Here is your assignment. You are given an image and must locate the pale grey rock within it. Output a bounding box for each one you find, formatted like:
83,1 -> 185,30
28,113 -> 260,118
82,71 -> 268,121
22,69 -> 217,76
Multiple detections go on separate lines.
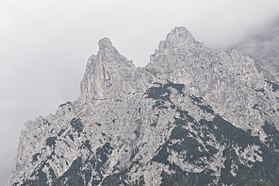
147,27 -> 279,135
8,27 -> 279,186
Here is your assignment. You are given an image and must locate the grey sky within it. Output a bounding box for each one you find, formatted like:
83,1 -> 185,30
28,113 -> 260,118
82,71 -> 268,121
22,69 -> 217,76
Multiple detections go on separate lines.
237,18 -> 279,57
1,0 -> 279,184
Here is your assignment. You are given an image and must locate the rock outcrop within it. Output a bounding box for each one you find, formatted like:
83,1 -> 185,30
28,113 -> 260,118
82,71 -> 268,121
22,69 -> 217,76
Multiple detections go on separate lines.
8,27 -> 279,186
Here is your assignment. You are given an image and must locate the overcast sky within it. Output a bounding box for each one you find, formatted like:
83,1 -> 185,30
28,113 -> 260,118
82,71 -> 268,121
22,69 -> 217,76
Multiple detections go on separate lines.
1,0 -> 279,184
237,18 -> 279,58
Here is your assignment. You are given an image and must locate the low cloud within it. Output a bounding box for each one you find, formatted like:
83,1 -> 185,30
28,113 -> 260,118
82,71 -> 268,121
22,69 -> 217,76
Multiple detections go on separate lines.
1,0 -> 279,184
237,18 -> 279,57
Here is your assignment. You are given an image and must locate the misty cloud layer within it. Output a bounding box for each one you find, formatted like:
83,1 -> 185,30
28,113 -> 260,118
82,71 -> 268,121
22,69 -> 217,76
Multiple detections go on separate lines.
236,18 -> 279,82
237,18 -> 279,57
1,0 -> 279,184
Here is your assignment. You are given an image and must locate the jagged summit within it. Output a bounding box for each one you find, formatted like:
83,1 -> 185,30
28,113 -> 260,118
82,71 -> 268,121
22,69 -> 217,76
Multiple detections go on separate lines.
166,26 -> 195,42
96,37 -> 121,62
98,37 -> 114,51
8,27 -> 279,186
158,26 -> 198,52
79,36 -> 141,102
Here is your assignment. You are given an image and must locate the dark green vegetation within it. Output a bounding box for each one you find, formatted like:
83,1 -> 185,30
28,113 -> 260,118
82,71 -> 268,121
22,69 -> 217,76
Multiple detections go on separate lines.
189,95 -> 214,114
265,80 -> 279,92
101,169 -> 128,186
20,169 -> 49,186
32,153 -> 40,162
148,81 -> 279,186
204,116 -> 261,147
145,81 -> 184,101
18,81 -> 279,185
262,121 -> 279,149
20,142 -> 114,186
46,137 -> 57,148
153,113 -> 279,186
55,142 -> 113,185
20,153 -> 56,186
70,118 -> 83,133
55,157 -> 84,185
161,169 -> 215,186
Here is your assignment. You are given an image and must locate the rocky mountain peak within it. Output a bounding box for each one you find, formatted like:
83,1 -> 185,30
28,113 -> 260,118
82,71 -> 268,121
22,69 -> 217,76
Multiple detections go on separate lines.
98,37 -> 114,50
97,37 -> 121,60
166,26 -> 194,42
158,26 -> 198,52
79,37 -> 139,102
8,27 -> 279,186
96,37 -> 122,63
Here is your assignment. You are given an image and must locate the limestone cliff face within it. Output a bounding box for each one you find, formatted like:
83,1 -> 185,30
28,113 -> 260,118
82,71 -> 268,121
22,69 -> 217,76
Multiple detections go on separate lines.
8,27 -> 279,186
147,27 -> 278,134
80,38 -> 137,101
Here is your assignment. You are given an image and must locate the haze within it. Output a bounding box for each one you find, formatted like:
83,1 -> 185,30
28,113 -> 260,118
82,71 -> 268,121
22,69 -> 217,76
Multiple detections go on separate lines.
1,0 -> 279,184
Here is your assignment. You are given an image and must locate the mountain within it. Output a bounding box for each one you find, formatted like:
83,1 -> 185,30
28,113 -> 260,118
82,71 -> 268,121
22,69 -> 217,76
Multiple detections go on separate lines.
8,27 -> 279,186
236,18 -> 279,82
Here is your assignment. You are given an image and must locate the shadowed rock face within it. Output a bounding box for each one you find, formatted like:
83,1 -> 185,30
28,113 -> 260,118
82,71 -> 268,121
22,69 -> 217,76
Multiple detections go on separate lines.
8,27 -> 279,186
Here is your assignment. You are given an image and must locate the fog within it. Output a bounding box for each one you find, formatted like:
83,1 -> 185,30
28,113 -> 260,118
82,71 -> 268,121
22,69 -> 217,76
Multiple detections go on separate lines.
1,0 -> 279,184
237,18 -> 279,57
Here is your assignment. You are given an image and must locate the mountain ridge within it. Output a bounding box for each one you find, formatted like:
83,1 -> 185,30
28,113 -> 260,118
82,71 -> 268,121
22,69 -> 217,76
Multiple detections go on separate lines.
8,27 -> 279,186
